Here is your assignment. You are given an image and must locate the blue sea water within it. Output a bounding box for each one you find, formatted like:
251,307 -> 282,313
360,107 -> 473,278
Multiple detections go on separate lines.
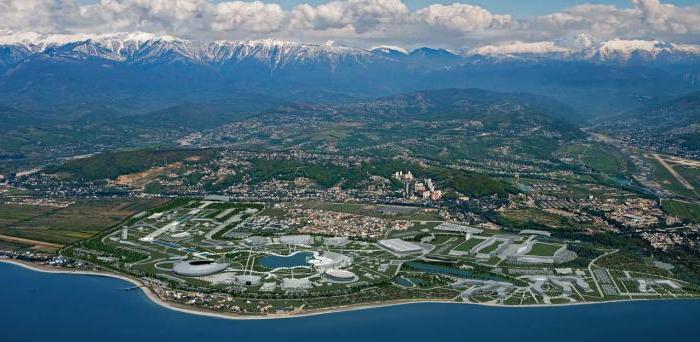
1,261 -> 699,342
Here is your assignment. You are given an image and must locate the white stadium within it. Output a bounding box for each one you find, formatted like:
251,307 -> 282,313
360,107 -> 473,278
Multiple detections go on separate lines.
173,260 -> 229,277
324,269 -> 358,283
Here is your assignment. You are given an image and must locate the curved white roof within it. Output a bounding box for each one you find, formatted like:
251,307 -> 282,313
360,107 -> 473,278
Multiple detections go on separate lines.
325,269 -> 356,281
173,260 -> 229,277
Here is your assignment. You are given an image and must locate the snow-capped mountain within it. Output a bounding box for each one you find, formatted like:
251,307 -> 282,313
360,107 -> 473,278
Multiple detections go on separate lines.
0,32 -> 382,70
0,32 -> 698,119
465,41 -> 573,58
464,39 -> 700,63
3,32 -> 699,69
584,39 -> 700,63
370,45 -> 409,56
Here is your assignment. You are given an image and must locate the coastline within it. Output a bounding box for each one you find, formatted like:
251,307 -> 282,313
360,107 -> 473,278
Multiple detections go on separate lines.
2,258 -> 698,320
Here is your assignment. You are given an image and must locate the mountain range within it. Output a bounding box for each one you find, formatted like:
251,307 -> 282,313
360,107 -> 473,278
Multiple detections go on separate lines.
0,32 -> 699,121
2,32 -> 700,65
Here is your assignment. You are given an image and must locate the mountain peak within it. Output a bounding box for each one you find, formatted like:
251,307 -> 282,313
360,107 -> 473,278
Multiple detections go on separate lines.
1,32 -> 699,66
462,39 -> 700,62
370,45 -> 409,55
0,31 -> 179,47
589,39 -> 700,61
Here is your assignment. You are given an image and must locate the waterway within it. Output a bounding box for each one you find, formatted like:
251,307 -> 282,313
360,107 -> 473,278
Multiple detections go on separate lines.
1,262 -> 699,341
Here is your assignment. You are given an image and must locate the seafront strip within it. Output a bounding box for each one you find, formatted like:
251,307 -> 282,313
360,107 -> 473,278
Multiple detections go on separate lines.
3,259 -> 698,321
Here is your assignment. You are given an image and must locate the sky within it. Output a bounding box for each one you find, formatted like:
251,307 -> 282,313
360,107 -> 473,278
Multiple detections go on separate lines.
73,0 -> 700,14
2,0 -> 700,49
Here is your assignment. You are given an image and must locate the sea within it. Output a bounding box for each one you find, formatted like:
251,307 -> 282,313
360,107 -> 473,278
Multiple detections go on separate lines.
1,261 -> 698,342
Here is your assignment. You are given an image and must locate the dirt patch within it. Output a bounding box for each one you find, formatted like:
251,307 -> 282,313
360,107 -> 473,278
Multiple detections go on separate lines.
114,162 -> 181,189
0,234 -> 63,249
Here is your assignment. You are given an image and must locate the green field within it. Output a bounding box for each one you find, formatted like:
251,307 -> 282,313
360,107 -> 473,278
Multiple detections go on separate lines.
0,199 -> 165,246
527,242 -> 564,256
452,237 -> 486,253
479,241 -> 503,254
257,207 -> 288,218
662,199 -> 700,223
559,143 -> 629,176
499,209 -> 566,228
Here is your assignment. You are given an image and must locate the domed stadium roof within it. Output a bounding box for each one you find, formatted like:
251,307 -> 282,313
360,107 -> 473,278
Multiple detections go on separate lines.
173,260 -> 229,277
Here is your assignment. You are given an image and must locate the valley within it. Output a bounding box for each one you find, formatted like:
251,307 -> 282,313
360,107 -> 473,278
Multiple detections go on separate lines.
2,30 -> 700,319
4,85 -> 700,316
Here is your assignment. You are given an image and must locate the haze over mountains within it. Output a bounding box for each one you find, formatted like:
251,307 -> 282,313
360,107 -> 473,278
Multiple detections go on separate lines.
0,32 -> 699,123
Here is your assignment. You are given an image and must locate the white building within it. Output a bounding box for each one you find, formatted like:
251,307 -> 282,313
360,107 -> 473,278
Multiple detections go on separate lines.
324,269 -> 357,283
378,239 -> 424,255
281,278 -> 312,291
309,252 -> 352,272
279,235 -> 312,245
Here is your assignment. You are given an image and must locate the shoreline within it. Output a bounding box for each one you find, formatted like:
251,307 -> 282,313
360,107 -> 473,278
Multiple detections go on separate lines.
2,258 -> 698,320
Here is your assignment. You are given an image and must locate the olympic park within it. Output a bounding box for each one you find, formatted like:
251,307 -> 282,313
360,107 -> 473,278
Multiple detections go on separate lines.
85,197 -> 620,307
165,235 -> 377,292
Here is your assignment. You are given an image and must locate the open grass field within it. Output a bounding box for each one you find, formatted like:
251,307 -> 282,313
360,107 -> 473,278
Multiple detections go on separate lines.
452,237 -> 486,252
581,145 -> 629,176
500,209 -> 565,228
0,205 -> 55,226
661,199 -> 700,223
527,242 -> 564,256
258,208 -> 288,218
559,143 -> 629,176
479,241 -> 503,254
0,198 -> 166,246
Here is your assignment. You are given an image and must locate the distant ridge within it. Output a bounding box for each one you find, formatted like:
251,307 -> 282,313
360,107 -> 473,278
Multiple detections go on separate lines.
1,32 -> 700,67
1,32 -> 699,119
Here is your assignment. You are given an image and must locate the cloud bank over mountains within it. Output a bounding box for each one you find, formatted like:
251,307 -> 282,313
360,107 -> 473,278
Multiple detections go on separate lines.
0,0 -> 698,49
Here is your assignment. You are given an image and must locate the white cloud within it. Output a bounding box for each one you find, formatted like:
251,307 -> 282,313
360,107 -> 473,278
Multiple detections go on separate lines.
212,2 -> 285,33
632,0 -> 700,34
74,0 -> 285,37
0,0 -> 698,49
412,4 -> 513,33
0,0 -> 83,33
531,1 -> 700,42
289,0 -> 408,34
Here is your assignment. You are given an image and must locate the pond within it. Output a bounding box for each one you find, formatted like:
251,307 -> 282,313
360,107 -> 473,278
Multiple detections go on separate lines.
258,251 -> 314,269
393,276 -> 415,287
